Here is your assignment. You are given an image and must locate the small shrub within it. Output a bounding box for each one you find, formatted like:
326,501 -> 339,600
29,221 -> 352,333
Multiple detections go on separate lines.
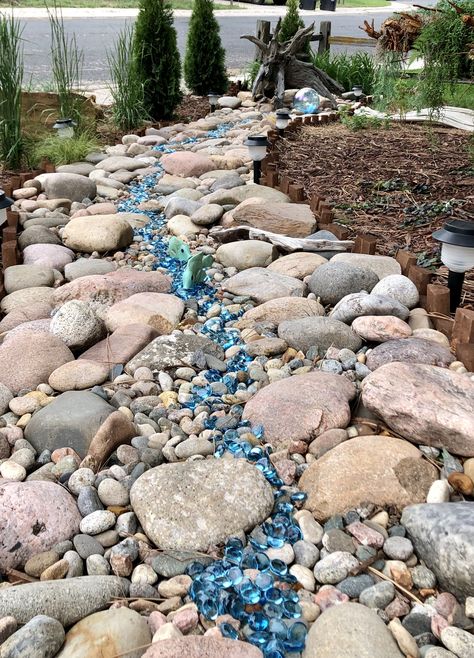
134,0 -> 182,120
340,109 -> 388,131
0,15 -> 24,170
107,25 -> 148,131
31,132 -> 99,167
278,0 -> 308,52
245,60 -> 261,89
311,51 -> 377,94
184,0 -> 228,96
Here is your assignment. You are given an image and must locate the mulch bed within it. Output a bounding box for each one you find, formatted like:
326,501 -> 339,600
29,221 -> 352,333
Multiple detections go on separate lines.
276,122 -> 474,308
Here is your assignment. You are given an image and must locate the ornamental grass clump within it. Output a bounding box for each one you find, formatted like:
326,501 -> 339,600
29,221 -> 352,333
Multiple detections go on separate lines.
0,15 -> 24,170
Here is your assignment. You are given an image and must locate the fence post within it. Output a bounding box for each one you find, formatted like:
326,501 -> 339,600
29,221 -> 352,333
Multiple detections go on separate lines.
255,20 -> 271,62
318,21 -> 331,55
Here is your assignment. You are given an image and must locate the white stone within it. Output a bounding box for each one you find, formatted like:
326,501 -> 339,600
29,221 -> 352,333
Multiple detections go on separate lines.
426,479 -> 450,504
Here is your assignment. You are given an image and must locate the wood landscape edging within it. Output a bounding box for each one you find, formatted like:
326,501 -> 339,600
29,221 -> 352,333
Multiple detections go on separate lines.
261,115 -> 474,369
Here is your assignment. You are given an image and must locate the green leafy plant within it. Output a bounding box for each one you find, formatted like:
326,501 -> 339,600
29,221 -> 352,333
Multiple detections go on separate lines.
184,0 -> 228,95
373,50 -> 404,111
0,15 -> 24,170
107,25 -> 148,131
340,110 -> 388,131
244,59 -> 261,89
310,51 -> 377,93
278,0 -> 309,54
48,5 -> 84,125
134,0 -> 182,120
31,132 -> 99,166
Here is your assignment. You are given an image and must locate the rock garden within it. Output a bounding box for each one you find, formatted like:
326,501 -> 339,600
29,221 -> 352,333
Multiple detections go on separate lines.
0,0 -> 473,657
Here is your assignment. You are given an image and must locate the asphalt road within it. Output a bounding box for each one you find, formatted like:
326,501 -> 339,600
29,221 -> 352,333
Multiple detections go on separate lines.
20,11 -> 396,85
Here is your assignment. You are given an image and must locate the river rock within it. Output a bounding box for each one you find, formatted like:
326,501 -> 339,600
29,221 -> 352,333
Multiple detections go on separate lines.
52,270 -> 171,308
0,331 -> 74,394
104,292 -> 184,334
98,156 -> 148,172
300,436 -> 437,521
126,333 -> 224,373
242,372 -> 356,450
365,338 -> 455,370
190,204 -> 223,226
0,576 -> 129,625
18,226 -> 62,249
56,607 -> 151,658
278,317 -> 362,353
40,173 -> 97,202
401,503 -> 474,601
440,626 -> 474,657
215,241 -> 276,270
167,215 -> 201,236
61,215 -> 134,253
231,202 -> 316,237
48,360 -> 110,392
4,265 -> 55,294
303,602 -> 403,658
371,274 -> 419,309
22,244 -> 75,271
0,303 -> 53,334
203,184 -> 289,205
24,391 -> 115,457
56,162 -> 95,176
161,151 -> 215,177
361,363 -> 474,456
331,253 -> 401,279
50,300 -> 105,349
268,252 -> 328,279
64,258 -> 117,281
308,263 -> 379,305
236,297 -> 325,330
222,267 -> 305,303
330,292 -> 410,324
1,287 -> 55,314
130,459 -> 274,551
79,324 -> 158,367
0,480 -> 81,569
0,615 -> 65,658
352,316 -> 412,342
142,637 -> 263,658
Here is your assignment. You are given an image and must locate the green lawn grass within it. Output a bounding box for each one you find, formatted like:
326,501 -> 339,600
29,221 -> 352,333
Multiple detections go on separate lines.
336,0 -> 388,7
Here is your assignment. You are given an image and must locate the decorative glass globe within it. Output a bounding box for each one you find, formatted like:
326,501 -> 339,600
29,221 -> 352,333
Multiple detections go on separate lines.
293,87 -> 320,114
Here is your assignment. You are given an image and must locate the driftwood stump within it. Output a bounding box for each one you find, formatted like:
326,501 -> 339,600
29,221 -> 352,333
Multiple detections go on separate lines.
241,22 -> 344,108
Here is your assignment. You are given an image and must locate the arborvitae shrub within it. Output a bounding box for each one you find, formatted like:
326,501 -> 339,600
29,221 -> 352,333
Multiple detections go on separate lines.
184,0 -> 228,96
134,0 -> 182,119
278,0 -> 310,54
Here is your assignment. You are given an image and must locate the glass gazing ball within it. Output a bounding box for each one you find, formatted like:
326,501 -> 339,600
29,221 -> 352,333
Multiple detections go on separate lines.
293,87 -> 320,114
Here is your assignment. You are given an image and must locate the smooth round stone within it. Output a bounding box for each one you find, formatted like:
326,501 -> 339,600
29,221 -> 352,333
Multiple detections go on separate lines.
0,615 -> 65,657
293,540 -> 320,568
24,550 -> 61,578
323,529 -> 356,555
79,510 -> 116,535
0,461 -> 26,481
48,360 -> 109,392
73,534 -> 105,559
383,536 -> 414,561
174,438 -> 214,459
265,543 -> 295,565
151,551 -> 213,578
9,396 -> 39,416
412,328 -> 450,347
290,564 -> 316,591
411,565 -> 437,589
359,581 -> 396,608
426,480 -> 450,504
441,626 -> 474,657
86,554 -> 111,575
308,262 -> 379,306
313,551 -> 359,585
10,448 -> 35,470
371,275 -> 419,309
63,550 -> 84,577
68,468 -> 96,495
157,574 -> 192,598
352,316 -> 412,343
131,564 -> 158,586
336,574 -> 375,598
97,478 -> 130,507
297,511 -> 324,545
77,486 -> 104,516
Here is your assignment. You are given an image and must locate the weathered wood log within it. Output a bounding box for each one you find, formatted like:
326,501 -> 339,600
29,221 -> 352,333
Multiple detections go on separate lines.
241,21 -> 344,108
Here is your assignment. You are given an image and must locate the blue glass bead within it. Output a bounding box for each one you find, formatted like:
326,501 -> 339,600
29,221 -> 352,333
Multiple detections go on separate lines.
224,546 -> 243,566
248,612 -> 269,631
247,446 -> 265,462
253,424 -> 264,439
200,597 -> 219,619
219,622 -> 239,640
268,618 -> 288,639
285,525 -> 302,543
265,587 -> 283,605
214,444 -> 226,458
241,551 -> 258,570
228,595 -> 246,620
255,572 -> 274,591
249,536 -> 268,551
287,620 -> 307,643
281,589 -> 299,603
254,552 -> 270,571
263,638 -> 286,657
238,579 -> 261,605
186,562 -> 205,577
282,599 -> 302,619
227,566 -> 244,585
269,560 -> 288,577
263,602 -> 282,618
248,632 -> 271,647
267,536 -> 285,548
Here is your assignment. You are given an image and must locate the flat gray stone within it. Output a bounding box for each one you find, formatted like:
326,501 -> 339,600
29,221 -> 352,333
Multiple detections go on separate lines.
64,258 -> 117,281
308,262 -> 379,305
0,576 -> 129,626
278,316 -> 362,353
366,338 -> 455,370
130,459 -> 274,551
4,265 -> 55,294
222,267 -> 305,304
401,503 -> 474,601
330,292 -> 410,325
331,253 -> 401,279
0,615 -> 65,658
40,173 -> 97,203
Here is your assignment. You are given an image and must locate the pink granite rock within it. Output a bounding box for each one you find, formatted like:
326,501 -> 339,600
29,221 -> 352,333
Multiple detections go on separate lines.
22,244 -> 75,271
79,324 -> 158,367
142,636 -> 263,658
161,152 -> 215,178
0,480 -> 81,569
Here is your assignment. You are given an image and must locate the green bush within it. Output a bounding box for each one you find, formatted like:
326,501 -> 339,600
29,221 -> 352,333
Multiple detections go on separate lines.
134,0 -> 182,120
184,0 -> 228,96
31,132 -> 99,166
278,0 -> 307,50
311,51 -> 377,94
107,25 -> 149,131
0,15 -> 24,170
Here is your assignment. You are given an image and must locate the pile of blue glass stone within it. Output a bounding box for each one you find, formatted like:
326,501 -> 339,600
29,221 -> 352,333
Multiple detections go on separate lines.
121,119 -> 310,657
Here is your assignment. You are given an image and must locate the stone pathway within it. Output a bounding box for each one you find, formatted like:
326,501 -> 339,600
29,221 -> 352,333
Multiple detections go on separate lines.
0,96 -> 473,658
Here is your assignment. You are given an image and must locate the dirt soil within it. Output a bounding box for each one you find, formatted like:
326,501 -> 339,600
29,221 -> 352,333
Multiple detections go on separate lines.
276,122 -> 474,308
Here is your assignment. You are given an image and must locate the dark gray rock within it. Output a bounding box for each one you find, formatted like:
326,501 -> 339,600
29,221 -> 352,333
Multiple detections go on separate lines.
278,317 -> 362,353
25,391 -> 115,458
77,486 -> 104,517
401,502 -> 474,601
359,581 -> 395,608
308,262 -> 378,306
73,534 -> 105,558
337,574 -> 375,598
18,226 -> 62,250
0,615 -> 65,658
366,338 -> 455,370
151,550 -> 214,577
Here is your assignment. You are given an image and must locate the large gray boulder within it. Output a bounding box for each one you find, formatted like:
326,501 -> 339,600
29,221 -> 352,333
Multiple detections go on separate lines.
4,264 -> 55,293
278,316 -> 362,353
40,173 -> 97,203
308,262 -> 379,306
401,502 -> 474,601
330,292 -> 410,325
222,268 -> 305,304
25,391 -> 115,457
366,338 -> 455,370
303,603 -> 403,658
130,459 -> 274,551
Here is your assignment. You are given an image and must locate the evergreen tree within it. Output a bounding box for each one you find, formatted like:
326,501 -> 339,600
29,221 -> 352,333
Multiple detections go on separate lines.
134,0 -> 182,120
184,0 -> 228,96
278,0 -> 310,54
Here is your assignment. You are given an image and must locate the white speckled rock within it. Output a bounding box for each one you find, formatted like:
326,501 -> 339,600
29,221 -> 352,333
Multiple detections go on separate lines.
371,275 -> 419,309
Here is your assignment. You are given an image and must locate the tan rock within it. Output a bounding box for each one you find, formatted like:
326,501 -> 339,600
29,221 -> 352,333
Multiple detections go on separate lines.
1,287 -> 55,315
351,316 -> 412,342
167,215 -> 201,236
236,297 -> 325,330
79,324 -> 158,367
362,363 -> 474,456
232,202 -> 316,237
161,151 -> 215,177
0,303 -> 53,334
242,372 -> 356,450
299,435 -> 438,521
104,293 -> 184,334
142,637 -> 263,658
49,360 -> 110,392
330,253 -> 402,279
86,410 -> 137,470
268,252 -> 327,279
62,215 -> 134,253
222,267 -> 305,304
215,240 -> 277,270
